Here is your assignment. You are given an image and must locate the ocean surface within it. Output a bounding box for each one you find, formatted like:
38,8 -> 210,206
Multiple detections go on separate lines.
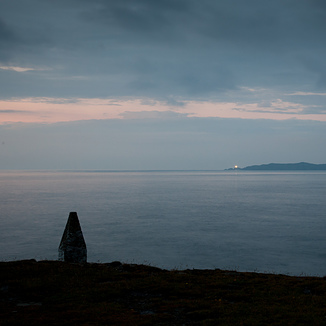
1,170 -> 326,276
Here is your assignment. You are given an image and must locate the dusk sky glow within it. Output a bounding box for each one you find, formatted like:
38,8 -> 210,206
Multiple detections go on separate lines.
1,0 -> 326,170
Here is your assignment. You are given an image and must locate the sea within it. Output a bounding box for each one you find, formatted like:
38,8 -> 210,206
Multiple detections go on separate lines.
1,170 -> 326,276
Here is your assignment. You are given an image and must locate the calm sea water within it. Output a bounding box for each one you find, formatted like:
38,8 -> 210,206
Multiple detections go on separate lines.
1,170 -> 326,276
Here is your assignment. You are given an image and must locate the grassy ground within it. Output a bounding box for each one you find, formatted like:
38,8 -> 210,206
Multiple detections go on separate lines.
1,260 -> 326,325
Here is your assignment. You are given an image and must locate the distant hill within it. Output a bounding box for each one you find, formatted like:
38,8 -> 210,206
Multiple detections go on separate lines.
227,162 -> 326,171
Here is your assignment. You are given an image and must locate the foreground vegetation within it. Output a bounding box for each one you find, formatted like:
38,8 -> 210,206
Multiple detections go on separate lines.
1,260 -> 326,325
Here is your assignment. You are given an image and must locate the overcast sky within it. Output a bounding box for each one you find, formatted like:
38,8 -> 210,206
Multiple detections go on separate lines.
1,0 -> 326,170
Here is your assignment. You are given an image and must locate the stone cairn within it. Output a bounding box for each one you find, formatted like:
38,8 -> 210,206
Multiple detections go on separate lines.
58,212 -> 87,263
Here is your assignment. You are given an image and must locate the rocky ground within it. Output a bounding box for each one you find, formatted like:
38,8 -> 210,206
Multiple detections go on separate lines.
1,259 -> 326,325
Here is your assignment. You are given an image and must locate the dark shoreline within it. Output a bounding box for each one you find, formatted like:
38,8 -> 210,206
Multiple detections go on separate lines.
2,259 -> 326,325
226,162 -> 326,171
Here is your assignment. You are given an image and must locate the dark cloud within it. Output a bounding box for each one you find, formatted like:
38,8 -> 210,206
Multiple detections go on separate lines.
78,0 -> 326,51
300,106 -> 326,115
0,18 -> 19,60
92,1 -> 184,31
0,19 -> 16,42
119,110 -> 189,119
0,0 -> 326,100
0,110 -> 29,114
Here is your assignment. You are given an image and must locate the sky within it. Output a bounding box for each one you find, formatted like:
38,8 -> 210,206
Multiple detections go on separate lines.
1,0 -> 326,170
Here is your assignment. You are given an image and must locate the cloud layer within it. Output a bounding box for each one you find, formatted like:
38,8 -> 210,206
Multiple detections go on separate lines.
1,0 -> 326,104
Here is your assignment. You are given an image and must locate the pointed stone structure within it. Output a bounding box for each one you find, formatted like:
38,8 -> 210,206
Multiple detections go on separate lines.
58,212 -> 87,263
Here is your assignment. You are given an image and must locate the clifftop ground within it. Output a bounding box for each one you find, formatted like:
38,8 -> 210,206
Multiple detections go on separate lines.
1,260 -> 326,325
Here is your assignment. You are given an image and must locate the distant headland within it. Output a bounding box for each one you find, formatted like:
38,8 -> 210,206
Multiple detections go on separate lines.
226,162 -> 326,171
